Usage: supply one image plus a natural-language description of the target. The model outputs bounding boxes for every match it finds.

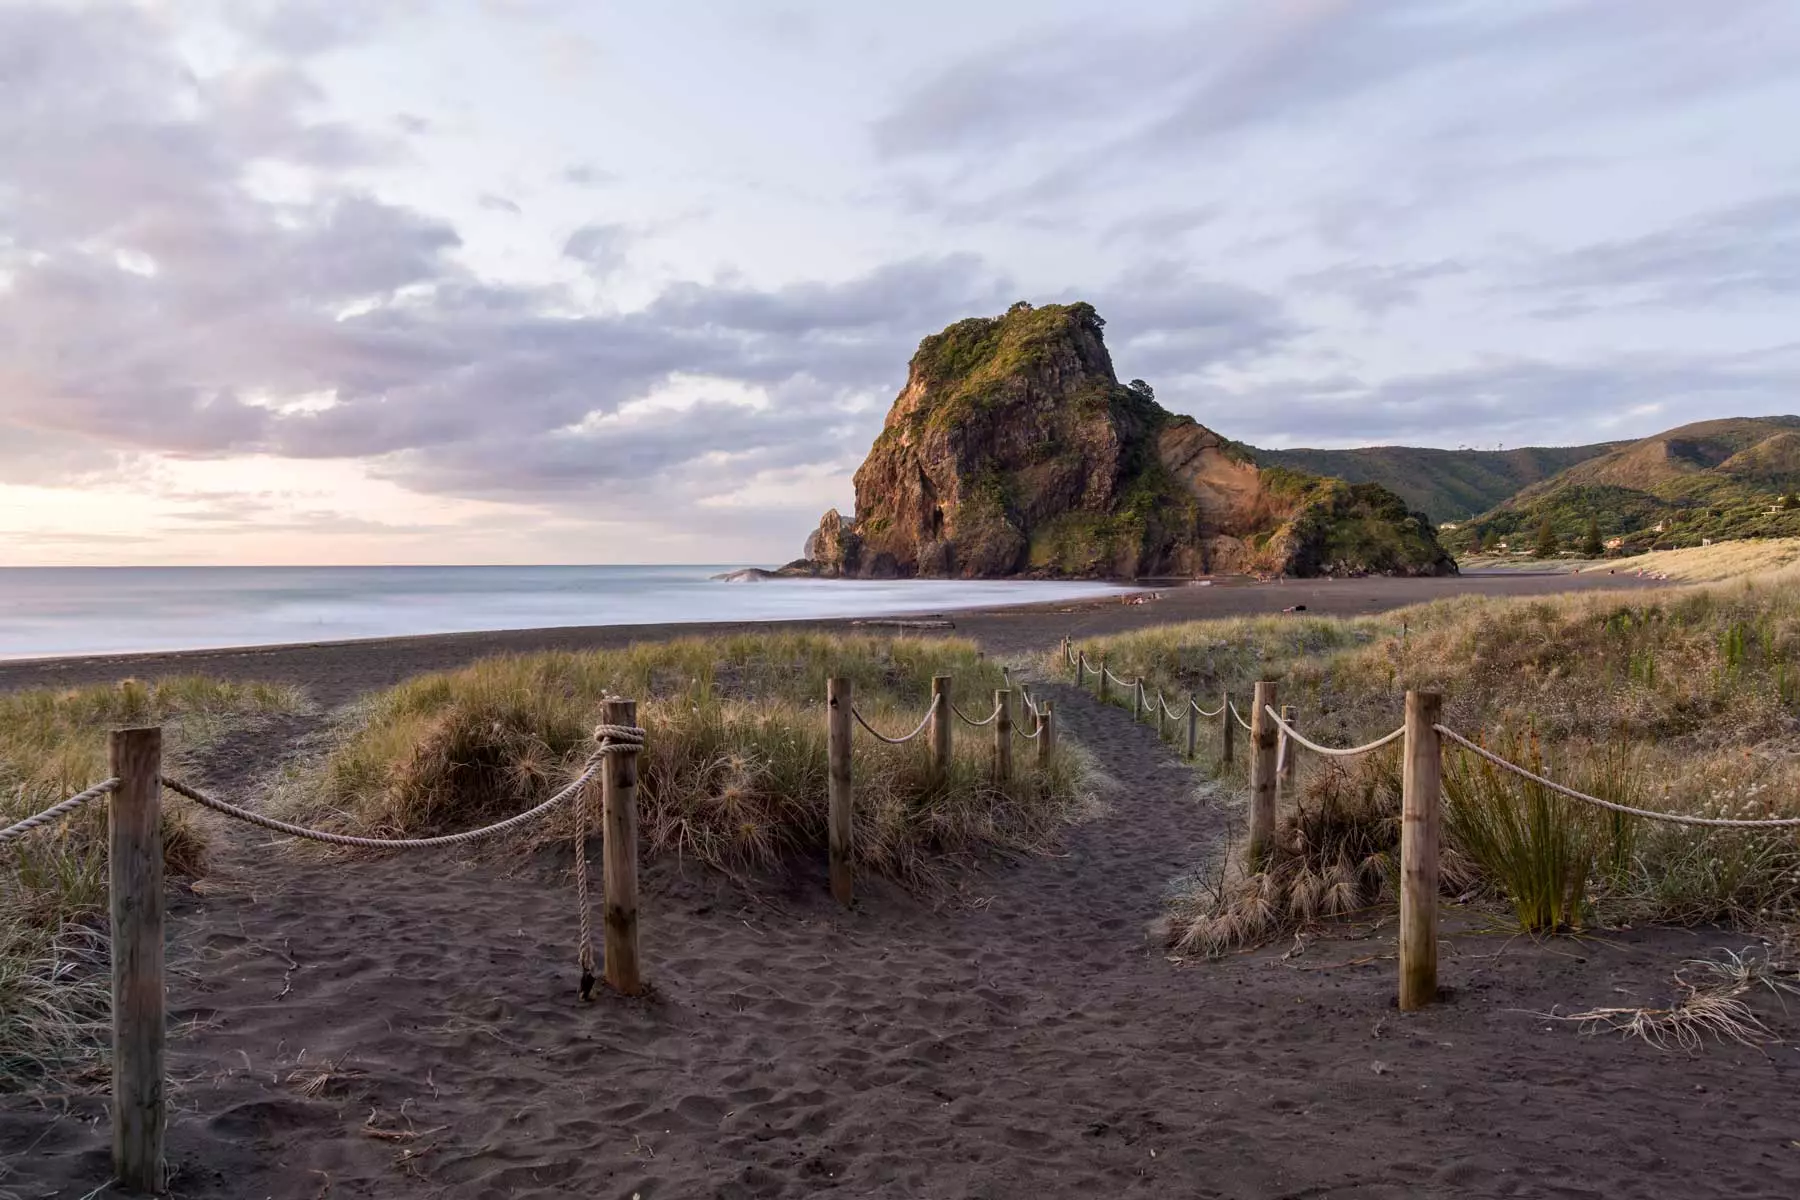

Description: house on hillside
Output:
[1605,537,1624,550]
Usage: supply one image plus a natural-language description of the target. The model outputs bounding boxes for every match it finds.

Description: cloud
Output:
[560,163,619,187]
[1293,259,1468,315]
[561,222,632,277]
[1188,350,1800,450]
[1526,193,1800,308]
[478,193,523,215]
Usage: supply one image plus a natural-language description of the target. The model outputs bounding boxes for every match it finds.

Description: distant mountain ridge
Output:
[1440,416,1800,553]
[1250,442,1623,524]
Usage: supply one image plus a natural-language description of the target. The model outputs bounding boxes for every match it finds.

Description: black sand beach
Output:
[9,569,1796,1199]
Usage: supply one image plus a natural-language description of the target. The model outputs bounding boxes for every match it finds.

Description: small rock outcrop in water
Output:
[796,301,1455,579]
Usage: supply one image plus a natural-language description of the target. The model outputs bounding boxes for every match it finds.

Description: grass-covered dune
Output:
[280,632,1085,884]
[2,678,303,1084]
[1063,566,1800,950]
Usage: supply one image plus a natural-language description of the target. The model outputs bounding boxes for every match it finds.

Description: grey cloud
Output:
[1081,266,1304,379]
[1293,259,1468,315]
[221,1,402,56]
[1185,352,1800,450]
[562,223,632,277]
[561,164,620,187]
[1527,193,1800,308]
[479,193,523,215]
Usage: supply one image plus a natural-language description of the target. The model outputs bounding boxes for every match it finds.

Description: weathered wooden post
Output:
[1277,704,1298,794]
[1131,679,1142,720]
[1185,694,1199,759]
[1400,690,1442,1011]
[600,698,644,994]
[1037,702,1055,767]
[1098,656,1109,702]
[1247,682,1278,869]
[930,674,953,785]
[1220,688,1234,769]
[826,678,853,906]
[110,727,165,1194]
[994,688,1013,785]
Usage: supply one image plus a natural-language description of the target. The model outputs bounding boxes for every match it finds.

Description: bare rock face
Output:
[798,301,1454,579]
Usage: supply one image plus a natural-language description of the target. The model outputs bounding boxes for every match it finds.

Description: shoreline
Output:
[0,571,1657,707]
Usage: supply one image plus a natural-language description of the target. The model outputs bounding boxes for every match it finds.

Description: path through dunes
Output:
[6,683,1799,1199]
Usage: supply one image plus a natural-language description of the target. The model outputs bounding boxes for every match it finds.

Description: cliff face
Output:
[798,302,1454,579]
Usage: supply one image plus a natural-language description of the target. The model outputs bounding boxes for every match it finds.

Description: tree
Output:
[1581,515,1604,557]
[1782,493,1797,511]
[1534,517,1559,558]
[1127,379,1155,403]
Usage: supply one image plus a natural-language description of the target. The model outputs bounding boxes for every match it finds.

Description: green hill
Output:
[1250,443,1620,524]
[1440,416,1800,554]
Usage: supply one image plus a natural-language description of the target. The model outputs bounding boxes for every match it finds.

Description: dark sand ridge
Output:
[6,571,1799,1197]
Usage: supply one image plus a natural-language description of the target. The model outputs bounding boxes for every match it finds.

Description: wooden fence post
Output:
[1131,680,1142,720]
[1220,688,1234,770]
[994,688,1013,786]
[1038,702,1055,767]
[601,698,643,995]
[1185,694,1199,760]
[1247,682,1278,869]
[1400,690,1442,1011]
[930,674,953,785]
[827,678,853,906]
[110,726,165,1195]
[1277,704,1298,794]
[1098,657,1109,702]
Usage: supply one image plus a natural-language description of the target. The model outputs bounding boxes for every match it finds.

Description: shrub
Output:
[281,634,1087,886]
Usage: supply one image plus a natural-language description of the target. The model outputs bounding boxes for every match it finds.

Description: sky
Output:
[3,0,1800,567]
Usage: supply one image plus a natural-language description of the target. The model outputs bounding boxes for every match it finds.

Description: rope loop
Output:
[952,700,1003,727]
[851,694,940,745]
[1262,705,1405,758]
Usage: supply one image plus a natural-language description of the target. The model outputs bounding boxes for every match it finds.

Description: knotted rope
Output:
[1435,725,1800,828]
[1262,705,1405,758]
[0,778,119,844]
[852,694,941,745]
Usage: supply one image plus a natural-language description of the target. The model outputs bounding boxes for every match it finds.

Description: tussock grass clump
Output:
[1071,568,1800,947]
[1170,753,1404,956]
[2,677,305,1085]
[282,634,1086,885]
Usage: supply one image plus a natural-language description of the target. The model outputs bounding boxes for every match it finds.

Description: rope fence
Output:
[1062,629,1800,1012]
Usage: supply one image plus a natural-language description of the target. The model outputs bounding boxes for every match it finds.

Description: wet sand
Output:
[10,569,1796,1199]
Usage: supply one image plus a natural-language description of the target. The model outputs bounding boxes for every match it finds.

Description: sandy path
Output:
[8,680,1800,1198]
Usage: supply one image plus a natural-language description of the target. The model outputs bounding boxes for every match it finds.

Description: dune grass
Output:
[278,633,1086,886]
[1064,567,1800,949]
[2,677,304,1086]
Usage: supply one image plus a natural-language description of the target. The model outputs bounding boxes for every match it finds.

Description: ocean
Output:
[0,565,1126,661]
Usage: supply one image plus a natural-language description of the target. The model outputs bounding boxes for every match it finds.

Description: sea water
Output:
[0,566,1125,660]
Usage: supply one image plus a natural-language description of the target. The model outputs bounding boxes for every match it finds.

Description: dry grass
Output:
[1550,948,1800,1051]
[1068,568,1800,949]
[1609,538,1800,582]
[276,633,1088,886]
[1,677,305,1087]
